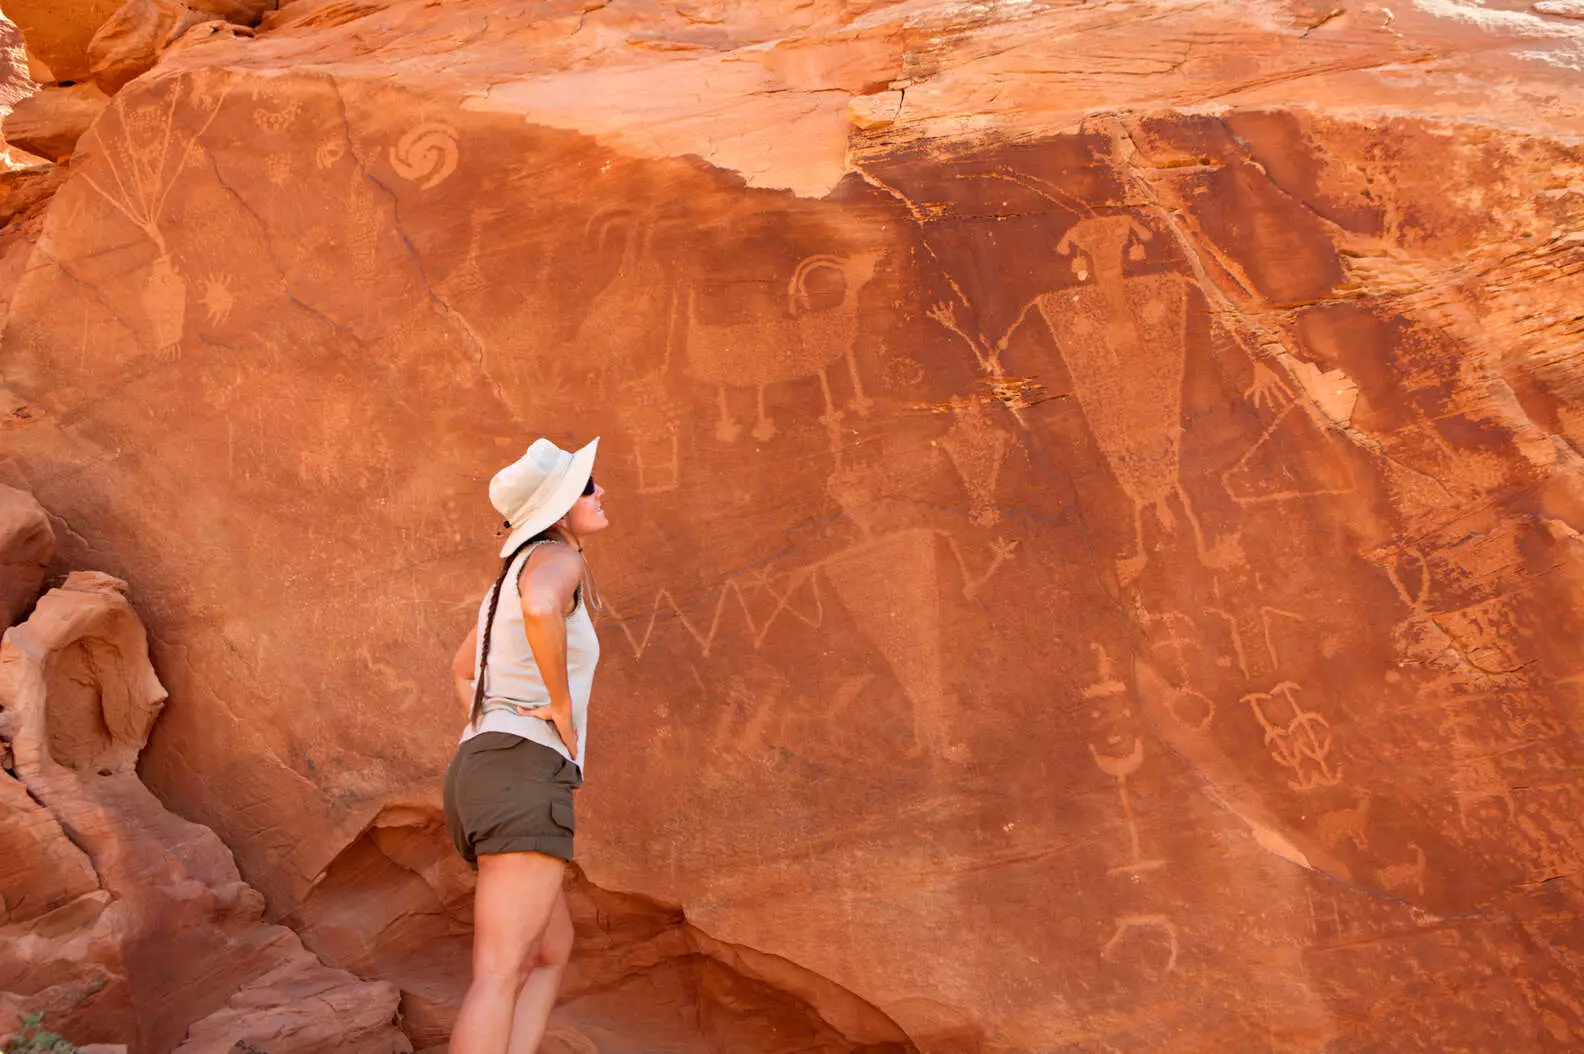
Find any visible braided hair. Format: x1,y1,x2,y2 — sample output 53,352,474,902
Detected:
469,534,542,728
467,529,594,728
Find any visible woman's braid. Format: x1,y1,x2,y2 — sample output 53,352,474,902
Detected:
469,538,537,727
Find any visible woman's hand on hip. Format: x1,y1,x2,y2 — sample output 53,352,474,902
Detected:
513,702,579,761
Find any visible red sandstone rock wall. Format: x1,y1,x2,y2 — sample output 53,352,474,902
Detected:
3,0,1584,1050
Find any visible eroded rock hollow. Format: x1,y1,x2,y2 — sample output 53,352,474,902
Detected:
2,0,1584,1050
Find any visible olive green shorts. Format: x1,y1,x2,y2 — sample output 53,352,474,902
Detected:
443,732,581,867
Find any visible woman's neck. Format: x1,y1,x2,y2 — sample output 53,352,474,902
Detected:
545,524,582,551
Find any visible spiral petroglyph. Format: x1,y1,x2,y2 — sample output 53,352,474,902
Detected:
389,123,459,189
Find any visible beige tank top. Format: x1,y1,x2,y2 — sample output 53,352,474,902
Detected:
460,540,600,771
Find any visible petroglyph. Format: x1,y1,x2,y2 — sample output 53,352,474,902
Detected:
1241,682,1342,791
602,566,825,661
265,154,292,186
78,79,229,359
390,122,459,189
1033,214,1208,584
633,424,681,495
1204,607,1250,677
572,212,685,490
252,102,300,133
1137,611,1217,731
1084,645,1166,875
315,137,346,169
1316,791,1371,852
1376,843,1427,898
941,395,1014,527
608,469,1014,759
686,253,879,448
1090,738,1167,876
1259,607,1306,670
199,275,235,326
1101,914,1179,976
1223,363,1357,505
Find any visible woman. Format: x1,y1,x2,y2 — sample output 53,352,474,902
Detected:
443,436,607,1054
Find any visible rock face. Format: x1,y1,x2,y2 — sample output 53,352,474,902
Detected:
3,0,1584,1051
0,483,52,626
0,572,409,1054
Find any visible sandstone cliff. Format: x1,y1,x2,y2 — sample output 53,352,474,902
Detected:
2,0,1584,1050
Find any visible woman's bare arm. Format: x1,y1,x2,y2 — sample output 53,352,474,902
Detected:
452,626,478,716
512,545,585,759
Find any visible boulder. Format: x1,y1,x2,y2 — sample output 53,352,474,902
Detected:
87,0,216,96
2,0,267,86
0,574,409,1054
1,83,108,162
0,483,51,626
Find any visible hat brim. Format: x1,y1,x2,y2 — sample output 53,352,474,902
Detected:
498,437,600,557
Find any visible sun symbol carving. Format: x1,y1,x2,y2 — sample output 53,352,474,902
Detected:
200,275,234,325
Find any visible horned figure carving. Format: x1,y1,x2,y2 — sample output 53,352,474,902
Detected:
685,252,879,443
1035,214,1206,584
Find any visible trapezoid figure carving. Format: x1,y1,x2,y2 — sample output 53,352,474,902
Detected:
1035,215,1206,584
685,253,879,445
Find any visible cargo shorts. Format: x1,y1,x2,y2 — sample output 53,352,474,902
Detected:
443,732,582,867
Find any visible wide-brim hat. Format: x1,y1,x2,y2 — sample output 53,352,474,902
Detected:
490,437,599,557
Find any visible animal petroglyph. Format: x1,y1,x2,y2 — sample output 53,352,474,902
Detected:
1376,842,1427,898
390,122,459,190
1241,681,1341,791
1034,215,1207,584
942,396,1014,527
685,253,879,448
1316,791,1371,852
1101,914,1179,976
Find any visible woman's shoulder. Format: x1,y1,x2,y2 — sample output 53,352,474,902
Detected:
519,539,584,579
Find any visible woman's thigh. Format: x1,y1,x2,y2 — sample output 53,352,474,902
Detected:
471,851,566,978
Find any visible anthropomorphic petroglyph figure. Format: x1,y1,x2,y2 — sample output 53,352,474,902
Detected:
1084,644,1167,875
686,253,879,445
819,466,1014,758
942,395,1013,527
1034,214,1205,584
571,211,684,492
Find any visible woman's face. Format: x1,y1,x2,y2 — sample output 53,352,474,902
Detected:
564,479,609,536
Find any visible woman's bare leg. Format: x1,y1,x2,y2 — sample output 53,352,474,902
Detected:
506,889,574,1054
448,852,565,1054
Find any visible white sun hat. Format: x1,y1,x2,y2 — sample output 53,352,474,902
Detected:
490,437,600,557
